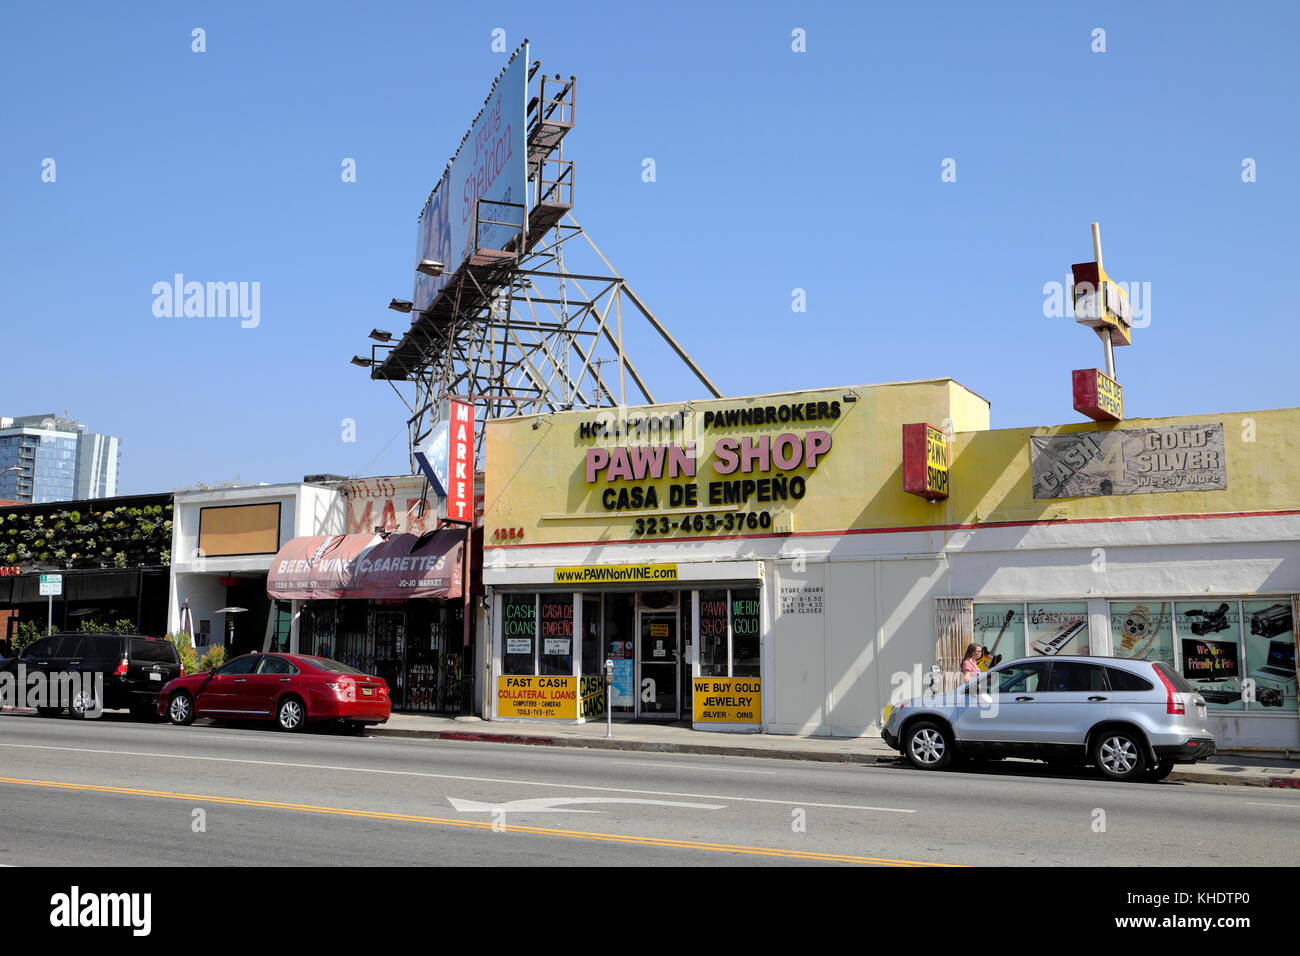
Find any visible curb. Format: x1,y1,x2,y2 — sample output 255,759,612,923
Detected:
371,727,894,764
370,727,1299,785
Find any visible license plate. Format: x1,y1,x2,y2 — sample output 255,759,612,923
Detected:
149,672,162,681
361,686,374,697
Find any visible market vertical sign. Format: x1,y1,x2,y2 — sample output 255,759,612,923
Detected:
901,423,950,500
415,399,475,523
1072,368,1123,422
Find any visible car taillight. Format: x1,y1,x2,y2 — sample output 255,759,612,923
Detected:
326,678,355,699
378,685,389,697
114,655,128,677
1155,668,1185,715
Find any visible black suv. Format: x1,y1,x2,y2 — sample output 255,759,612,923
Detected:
1,632,183,719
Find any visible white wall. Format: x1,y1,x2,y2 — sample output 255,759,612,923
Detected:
485,512,1300,748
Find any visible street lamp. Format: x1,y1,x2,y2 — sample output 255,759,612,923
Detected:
349,355,374,368
368,329,393,343
416,259,445,277
388,299,414,314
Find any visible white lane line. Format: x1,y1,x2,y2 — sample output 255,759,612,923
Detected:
1244,801,1300,808
609,759,776,775
0,741,915,815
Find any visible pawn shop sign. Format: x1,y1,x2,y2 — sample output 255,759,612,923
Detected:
414,399,476,523
902,423,950,501
1071,260,1132,347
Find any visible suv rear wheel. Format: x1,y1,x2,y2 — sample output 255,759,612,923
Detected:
69,687,97,720
903,720,954,770
1092,729,1148,782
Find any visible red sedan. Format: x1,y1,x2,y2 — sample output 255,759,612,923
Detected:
158,652,390,732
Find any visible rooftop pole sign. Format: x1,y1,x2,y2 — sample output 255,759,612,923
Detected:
1071,222,1128,422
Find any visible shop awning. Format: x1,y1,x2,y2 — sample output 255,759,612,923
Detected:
266,529,464,601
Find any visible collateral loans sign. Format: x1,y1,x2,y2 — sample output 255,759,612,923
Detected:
1031,423,1227,498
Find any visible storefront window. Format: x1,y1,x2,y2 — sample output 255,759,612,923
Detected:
698,589,728,678
502,593,536,676
696,587,760,678
1110,601,1174,668
1025,602,1089,656
972,603,1024,666
731,587,761,677
1176,600,1244,711
603,593,635,714
270,600,292,653
539,593,575,675
1242,599,1297,713
581,597,602,674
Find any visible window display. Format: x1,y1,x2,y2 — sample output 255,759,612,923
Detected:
1242,599,1297,712
1176,601,1244,711
972,603,1024,667
1110,601,1174,667
1025,602,1089,656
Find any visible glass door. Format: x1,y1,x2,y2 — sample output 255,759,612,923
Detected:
637,609,679,718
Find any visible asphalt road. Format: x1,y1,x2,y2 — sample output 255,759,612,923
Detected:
1,713,1297,867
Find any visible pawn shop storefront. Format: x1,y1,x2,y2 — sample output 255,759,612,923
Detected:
481,379,993,733
492,575,765,728
483,380,1300,749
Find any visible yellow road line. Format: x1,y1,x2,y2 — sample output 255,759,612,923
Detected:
0,775,954,867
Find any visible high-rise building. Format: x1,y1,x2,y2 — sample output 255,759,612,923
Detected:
0,414,121,503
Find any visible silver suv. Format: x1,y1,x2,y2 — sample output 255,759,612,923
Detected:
880,656,1215,782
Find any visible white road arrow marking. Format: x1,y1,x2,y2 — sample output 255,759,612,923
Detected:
448,796,725,814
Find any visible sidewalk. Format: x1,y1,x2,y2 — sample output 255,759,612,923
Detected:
375,712,1300,789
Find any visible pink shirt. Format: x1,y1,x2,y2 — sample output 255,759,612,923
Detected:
961,659,980,678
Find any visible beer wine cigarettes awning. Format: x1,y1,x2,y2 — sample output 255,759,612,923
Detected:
265,530,464,601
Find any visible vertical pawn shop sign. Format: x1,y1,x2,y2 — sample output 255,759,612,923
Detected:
414,399,476,523
902,423,950,502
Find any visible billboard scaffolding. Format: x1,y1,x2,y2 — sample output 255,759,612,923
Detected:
369,47,720,466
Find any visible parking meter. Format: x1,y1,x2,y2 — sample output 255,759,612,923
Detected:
603,659,615,738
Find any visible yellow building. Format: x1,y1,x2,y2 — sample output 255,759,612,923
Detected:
481,380,1300,751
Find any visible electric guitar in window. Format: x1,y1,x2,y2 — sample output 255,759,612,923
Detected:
977,609,1016,671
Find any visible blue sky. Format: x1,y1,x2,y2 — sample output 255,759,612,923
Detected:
2,0,1296,494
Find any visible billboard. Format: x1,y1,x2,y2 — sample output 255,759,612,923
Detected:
1030,423,1227,499
413,43,529,312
